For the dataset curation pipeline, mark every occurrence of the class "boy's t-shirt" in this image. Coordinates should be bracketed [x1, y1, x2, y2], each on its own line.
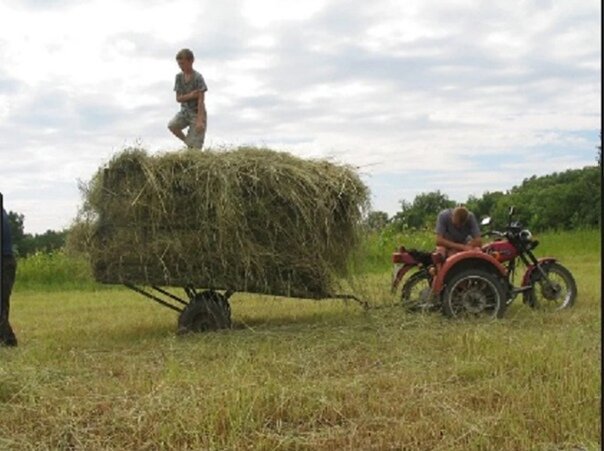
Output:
[174, 70, 208, 114]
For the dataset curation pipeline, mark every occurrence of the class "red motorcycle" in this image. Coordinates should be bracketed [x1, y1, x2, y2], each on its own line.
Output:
[392, 207, 577, 319]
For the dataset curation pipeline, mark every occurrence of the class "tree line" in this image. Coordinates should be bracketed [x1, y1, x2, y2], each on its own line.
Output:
[5, 211, 68, 257]
[367, 164, 601, 233]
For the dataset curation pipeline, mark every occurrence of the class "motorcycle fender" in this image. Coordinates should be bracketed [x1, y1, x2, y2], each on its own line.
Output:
[391, 264, 414, 293]
[431, 250, 507, 295]
[522, 257, 558, 286]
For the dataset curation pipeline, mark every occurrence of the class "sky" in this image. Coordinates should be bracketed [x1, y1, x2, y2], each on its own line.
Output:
[0, 0, 601, 234]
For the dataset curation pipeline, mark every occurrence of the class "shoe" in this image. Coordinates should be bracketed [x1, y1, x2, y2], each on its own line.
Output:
[0, 323, 17, 347]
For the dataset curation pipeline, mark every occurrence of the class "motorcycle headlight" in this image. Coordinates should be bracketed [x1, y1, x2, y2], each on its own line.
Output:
[520, 229, 532, 242]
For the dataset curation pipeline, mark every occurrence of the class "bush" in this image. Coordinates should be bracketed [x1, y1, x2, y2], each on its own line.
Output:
[358, 228, 435, 273]
[14, 251, 97, 291]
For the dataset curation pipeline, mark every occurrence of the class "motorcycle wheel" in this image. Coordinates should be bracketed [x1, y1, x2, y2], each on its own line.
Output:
[442, 269, 507, 319]
[523, 262, 577, 311]
[401, 270, 437, 312]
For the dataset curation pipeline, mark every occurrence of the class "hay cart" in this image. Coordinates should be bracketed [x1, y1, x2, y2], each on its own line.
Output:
[86, 148, 371, 334]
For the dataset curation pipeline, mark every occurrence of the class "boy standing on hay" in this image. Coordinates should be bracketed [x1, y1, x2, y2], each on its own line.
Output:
[168, 49, 208, 149]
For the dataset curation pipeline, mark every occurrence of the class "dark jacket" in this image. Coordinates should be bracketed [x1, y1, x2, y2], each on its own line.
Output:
[2, 209, 13, 256]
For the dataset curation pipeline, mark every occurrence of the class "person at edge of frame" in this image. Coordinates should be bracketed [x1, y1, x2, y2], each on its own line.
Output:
[167, 48, 208, 149]
[1, 207, 17, 346]
[435, 204, 482, 259]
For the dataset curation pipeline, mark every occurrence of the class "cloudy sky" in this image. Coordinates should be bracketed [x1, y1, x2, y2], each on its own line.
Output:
[0, 0, 600, 234]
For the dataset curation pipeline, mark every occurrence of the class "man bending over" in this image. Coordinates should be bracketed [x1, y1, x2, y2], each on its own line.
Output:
[435, 205, 481, 258]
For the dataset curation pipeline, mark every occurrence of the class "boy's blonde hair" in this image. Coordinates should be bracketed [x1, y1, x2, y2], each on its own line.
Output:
[176, 48, 194, 61]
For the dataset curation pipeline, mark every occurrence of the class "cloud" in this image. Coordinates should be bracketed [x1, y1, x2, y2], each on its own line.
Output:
[0, 0, 600, 232]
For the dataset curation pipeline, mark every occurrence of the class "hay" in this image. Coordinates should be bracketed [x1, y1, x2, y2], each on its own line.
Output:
[81, 146, 369, 299]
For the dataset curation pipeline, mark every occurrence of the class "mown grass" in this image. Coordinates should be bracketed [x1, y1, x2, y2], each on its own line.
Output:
[1, 230, 600, 450]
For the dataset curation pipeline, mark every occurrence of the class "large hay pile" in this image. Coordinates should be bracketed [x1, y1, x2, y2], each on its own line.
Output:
[82, 147, 369, 299]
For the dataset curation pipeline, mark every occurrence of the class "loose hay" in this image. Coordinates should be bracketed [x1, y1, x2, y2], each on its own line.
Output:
[81, 147, 369, 299]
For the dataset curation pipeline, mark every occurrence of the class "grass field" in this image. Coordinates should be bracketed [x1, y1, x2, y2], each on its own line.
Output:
[1, 229, 601, 450]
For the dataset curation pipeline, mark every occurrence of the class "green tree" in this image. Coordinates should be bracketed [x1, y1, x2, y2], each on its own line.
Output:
[6, 211, 25, 250]
[3, 210, 67, 256]
[392, 191, 455, 230]
[19, 230, 68, 256]
[488, 166, 600, 231]
[365, 211, 389, 231]
[466, 191, 505, 220]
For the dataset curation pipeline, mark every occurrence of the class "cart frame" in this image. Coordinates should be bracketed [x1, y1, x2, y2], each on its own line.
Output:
[123, 283, 368, 333]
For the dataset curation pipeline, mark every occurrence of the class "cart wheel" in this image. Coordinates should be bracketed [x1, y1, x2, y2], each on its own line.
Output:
[177, 290, 232, 334]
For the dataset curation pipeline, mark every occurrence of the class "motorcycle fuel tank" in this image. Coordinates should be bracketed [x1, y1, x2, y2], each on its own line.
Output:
[482, 240, 518, 262]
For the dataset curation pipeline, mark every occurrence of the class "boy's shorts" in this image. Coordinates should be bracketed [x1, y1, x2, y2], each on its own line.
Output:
[168, 110, 206, 149]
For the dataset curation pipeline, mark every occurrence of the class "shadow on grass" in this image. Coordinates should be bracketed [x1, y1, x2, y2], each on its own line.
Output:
[231, 309, 357, 330]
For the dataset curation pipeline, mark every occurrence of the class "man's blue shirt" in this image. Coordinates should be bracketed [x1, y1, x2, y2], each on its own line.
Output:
[435, 208, 480, 244]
